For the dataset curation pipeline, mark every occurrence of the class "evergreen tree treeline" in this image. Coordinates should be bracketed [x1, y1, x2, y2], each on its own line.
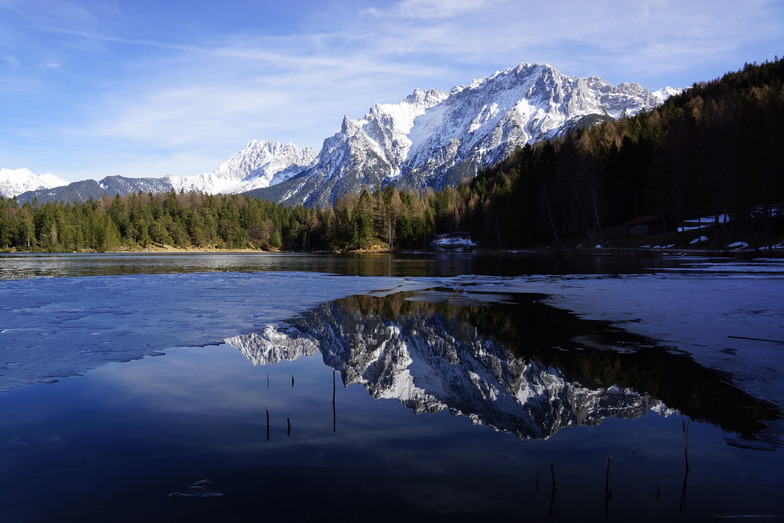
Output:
[0, 192, 323, 252]
[0, 188, 440, 252]
[2, 59, 782, 253]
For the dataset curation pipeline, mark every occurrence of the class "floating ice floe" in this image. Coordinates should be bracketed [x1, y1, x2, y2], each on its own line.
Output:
[727, 241, 750, 250]
[168, 479, 224, 499]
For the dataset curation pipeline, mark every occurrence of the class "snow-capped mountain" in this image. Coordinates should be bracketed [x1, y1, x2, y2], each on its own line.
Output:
[249, 63, 678, 207]
[0, 168, 68, 198]
[166, 140, 317, 194]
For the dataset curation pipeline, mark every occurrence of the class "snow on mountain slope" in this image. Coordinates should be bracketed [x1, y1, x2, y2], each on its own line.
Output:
[399, 64, 671, 190]
[652, 86, 682, 104]
[263, 89, 449, 207]
[9, 140, 317, 203]
[166, 140, 317, 194]
[260, 62, 679, 207]
[0, 168, 68, 198]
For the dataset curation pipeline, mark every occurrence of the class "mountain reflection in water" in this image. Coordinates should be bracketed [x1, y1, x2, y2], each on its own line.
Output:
[227, 289, 780, 443]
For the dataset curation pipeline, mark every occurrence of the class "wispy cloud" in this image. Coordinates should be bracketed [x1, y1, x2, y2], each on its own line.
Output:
[1, 0, 782, 179]
[367, 0, 506, 20]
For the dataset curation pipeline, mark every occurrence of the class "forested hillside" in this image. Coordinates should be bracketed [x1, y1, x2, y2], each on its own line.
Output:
[1, 59, 782, 253]
[451, 58, 784, 249]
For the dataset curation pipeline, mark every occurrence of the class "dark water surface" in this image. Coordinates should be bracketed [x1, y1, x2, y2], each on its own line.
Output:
[0, 250, 689, 279]
[1, 253, 782, 522]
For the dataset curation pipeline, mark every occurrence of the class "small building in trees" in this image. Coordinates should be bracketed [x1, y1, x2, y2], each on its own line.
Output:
[430, 232, 476, 252]
[624, 215, 669, 236]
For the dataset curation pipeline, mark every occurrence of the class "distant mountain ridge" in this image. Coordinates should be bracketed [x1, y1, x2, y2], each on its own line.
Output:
[7, 141, 317, 204]
[5, 62, 678, 205]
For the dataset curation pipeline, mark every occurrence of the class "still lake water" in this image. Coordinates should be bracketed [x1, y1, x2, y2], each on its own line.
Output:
[0, 253, 782, 522]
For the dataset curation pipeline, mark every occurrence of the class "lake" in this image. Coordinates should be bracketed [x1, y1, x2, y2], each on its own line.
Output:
[1, 252, 782, 522]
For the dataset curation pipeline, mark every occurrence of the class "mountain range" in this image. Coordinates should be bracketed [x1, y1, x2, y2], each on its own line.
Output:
[3, 62, 678, 206]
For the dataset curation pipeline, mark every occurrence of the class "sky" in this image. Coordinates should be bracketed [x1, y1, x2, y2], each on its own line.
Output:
[1, 0, 782, 182]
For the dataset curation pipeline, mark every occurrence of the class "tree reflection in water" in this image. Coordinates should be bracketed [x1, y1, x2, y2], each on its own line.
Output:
[228, 288, 781, 445]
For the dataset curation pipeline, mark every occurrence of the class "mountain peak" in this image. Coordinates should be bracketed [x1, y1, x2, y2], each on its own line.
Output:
[214, 139, 317, 181]
[0, 168, 68, 198]
[163, 139, 318, 195]
[404, 88, 448, 107]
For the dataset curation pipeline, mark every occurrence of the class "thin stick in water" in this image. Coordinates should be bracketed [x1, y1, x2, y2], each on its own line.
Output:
[536, 469, 539, 492]
[265, 408, 270, 442]
[683, 420, 690, 472]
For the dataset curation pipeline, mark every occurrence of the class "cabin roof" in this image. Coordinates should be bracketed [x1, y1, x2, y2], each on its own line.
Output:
[624, 215, 662, 226]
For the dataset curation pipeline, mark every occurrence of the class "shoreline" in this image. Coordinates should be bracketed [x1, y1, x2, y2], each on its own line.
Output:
[2, 245, 782, 258]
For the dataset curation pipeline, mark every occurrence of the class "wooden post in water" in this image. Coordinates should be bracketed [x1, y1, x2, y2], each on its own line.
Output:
[550, 464, 557, 491]
[287, 417, 291, 437]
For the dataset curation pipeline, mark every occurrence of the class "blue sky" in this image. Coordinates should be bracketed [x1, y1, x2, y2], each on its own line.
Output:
[1, 0, 782, 182]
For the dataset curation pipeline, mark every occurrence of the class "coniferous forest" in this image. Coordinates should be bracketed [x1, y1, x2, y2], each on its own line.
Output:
[1, 59, 783, 253]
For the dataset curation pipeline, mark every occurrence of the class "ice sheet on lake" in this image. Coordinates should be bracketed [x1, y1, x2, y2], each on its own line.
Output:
[2, 261, 783, 410]
[434, 264, 784, 408]
[0, 272, 401, 391]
